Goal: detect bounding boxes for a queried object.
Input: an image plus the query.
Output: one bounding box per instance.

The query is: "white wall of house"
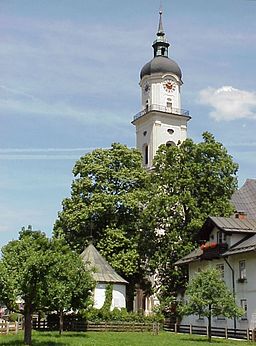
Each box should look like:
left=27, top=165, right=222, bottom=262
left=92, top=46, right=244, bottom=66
left=182, top=250, right=256, bottom=329
left=93, top=282, right=126, bottom=310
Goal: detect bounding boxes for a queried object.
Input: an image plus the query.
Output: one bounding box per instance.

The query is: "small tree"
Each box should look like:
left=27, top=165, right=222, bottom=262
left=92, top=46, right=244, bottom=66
left=45, top=239, right=94, bottom=335
left=0, top=228, right=94, bottom=344
left=0, top=227, right=52, bottom=345
left=179, top=267, right=243, bottom=342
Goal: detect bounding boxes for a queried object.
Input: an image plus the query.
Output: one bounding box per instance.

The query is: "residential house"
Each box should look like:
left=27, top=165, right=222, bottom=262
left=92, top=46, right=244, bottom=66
left=177, top=179, right=256, bottom=329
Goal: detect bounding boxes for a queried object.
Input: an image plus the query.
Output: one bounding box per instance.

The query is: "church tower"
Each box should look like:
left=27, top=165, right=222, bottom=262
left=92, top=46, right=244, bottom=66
left=132, top=11, right=190, bottom=168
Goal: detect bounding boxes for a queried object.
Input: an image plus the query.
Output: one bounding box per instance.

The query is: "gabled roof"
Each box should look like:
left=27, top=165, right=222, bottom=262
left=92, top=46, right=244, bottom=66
left=176, top=216, right=256, bottom=265
left=224, top=234, right=256, bottom=256
left=81, top=244, right=128, bottom=284
left=198, top=216, right=256, bottom=241
left=231, top=179, right=256, bottom=219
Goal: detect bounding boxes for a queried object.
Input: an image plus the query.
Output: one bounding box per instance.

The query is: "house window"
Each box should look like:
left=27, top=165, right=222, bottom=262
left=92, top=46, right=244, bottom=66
left=240, top=299, right=248, bottom=320
left=217, top=231, right=223, bottom=244
left=216, top=264, right=224, bottom=279
left=239, top=260, right=246, bottom=279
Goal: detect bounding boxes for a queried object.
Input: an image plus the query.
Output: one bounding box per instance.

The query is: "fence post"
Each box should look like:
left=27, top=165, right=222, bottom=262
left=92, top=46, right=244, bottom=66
left=174, top=323, right=178, bottom=333
left=190, top=324, right=192, bottom=334
left=15, top=321, right=18, bottom=334
left=206, top=325, right=209, bottom=339
left=253, top=328, right=256, bottom=342
left=225, top=327, right=228, bottom=339
left=6, top=321, right=9, bottom=335
left=246, top=328, right=250, bottom=341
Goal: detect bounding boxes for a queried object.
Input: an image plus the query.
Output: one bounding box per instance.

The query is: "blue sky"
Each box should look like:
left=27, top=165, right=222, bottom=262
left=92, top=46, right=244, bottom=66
left=0, top=0, right=256, bottom=248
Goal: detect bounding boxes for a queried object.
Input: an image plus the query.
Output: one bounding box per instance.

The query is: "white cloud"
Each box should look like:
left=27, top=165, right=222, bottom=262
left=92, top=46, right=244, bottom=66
left=198, top=86, right=256, bottom=121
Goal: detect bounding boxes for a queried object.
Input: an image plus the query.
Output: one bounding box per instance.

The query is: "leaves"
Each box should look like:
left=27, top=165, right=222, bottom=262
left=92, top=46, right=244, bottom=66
left=180, top=267, right=243, bottom=319
left=54, top=143, right=149, bottom=280
left=143, top=132, right=238, bottom=299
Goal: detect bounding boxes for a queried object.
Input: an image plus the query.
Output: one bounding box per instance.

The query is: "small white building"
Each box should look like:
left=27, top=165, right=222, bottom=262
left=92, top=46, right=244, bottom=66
left=177, top=213, right=256, bottom=330
left=81, top=244, right=128, bottom=310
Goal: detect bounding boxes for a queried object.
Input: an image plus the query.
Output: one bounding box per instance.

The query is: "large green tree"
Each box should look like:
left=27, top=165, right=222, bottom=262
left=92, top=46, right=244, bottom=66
left=142, top=132, right=238, bottom=299
left=179, top=267, right=243, bottom=342
left=53, top=143, right=149, bottom=305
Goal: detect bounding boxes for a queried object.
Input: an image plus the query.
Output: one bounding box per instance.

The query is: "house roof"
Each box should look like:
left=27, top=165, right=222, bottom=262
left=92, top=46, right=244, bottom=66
left=198, top=216, right=256, bottom=241
left=231, top=179, right=256, bottom=219
left=175, top=247, right=202, bottom=265
left=80, top=243, right=128, bottom=284
left=177, top=179, right=256, bottom=265
left=224, top=234, right=256, bottom=256
left=177, top=216, right=256, bottom=265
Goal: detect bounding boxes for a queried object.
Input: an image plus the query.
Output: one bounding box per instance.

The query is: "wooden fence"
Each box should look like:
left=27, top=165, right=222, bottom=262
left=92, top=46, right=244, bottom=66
left=164, top=321, right=255, bottom=341
left=32, top=320, right=160, bottom=333
left=0, top=321, right=22, bottom=335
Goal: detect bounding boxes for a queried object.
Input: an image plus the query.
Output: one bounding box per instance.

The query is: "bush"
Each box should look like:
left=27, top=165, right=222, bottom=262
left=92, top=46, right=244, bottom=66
left=83, top=307, right=164, bottom=323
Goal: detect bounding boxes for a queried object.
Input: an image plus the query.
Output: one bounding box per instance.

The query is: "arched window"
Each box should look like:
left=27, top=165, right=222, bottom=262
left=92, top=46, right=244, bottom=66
left=166, top=141, right=176, bottom=147
left=145, top=100, right=149, bottom=112
left=167, top=97, right=172, bottom=110
left=144, top=145, right=149, bottom=165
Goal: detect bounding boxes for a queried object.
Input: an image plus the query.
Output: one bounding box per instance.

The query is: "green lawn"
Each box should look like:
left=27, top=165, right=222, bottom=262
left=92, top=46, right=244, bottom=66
left=0, top=331, right=252, bottom=346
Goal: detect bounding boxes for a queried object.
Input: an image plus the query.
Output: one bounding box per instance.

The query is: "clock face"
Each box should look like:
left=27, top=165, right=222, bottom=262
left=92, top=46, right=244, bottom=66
left=143, top=82, right=150, bottom=93
left=163, top=80, right=176, bottom=93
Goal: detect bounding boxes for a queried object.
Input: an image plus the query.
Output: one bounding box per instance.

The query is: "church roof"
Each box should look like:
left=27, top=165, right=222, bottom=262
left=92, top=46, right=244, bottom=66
left=140, top=56, right=182, bottom=80
left=231, top=179, right=256, bottom=219
left=80, top=243, right=128, bottom=284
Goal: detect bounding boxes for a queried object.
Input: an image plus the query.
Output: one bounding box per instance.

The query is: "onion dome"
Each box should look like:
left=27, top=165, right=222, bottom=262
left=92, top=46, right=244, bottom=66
left=140, top=11, right=182, bottom=80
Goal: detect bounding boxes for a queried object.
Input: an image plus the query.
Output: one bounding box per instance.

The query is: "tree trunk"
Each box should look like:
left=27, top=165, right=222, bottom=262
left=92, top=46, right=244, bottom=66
left=208, top=305, right=212, bottom=343
left=24, top=307, right=32, bottom=345
left=59, top=309, right=64, bottom=335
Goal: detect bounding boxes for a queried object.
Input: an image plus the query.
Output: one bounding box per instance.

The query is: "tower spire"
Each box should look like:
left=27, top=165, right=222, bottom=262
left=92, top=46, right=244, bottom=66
left=152, top=10, right=170, bottom=58
left=157, top=10, right=164, bottom=36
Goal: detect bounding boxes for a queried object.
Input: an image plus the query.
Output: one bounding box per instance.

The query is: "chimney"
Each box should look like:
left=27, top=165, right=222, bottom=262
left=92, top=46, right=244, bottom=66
left=235, top=211, right=247, bottom=221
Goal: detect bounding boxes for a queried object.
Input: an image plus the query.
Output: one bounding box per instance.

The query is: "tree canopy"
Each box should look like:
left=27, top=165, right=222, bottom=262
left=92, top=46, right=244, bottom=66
left=54, top=143, right=149, bottom=283
left=53, top=135, right=238, bottom=307
left=142, top=132, right=238, bottom=298
left=179, top=267, right=243, bottom=342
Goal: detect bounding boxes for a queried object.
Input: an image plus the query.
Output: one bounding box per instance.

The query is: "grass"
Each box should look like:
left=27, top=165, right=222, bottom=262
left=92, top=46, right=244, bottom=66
left=0, top=331, right=252, bottom=346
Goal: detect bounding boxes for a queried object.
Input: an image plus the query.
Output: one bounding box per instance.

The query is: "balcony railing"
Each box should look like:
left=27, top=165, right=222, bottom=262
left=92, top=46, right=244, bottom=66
left=133, top=104, right=190, bottom=122
left=200, top=242, right=228, bottom=260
